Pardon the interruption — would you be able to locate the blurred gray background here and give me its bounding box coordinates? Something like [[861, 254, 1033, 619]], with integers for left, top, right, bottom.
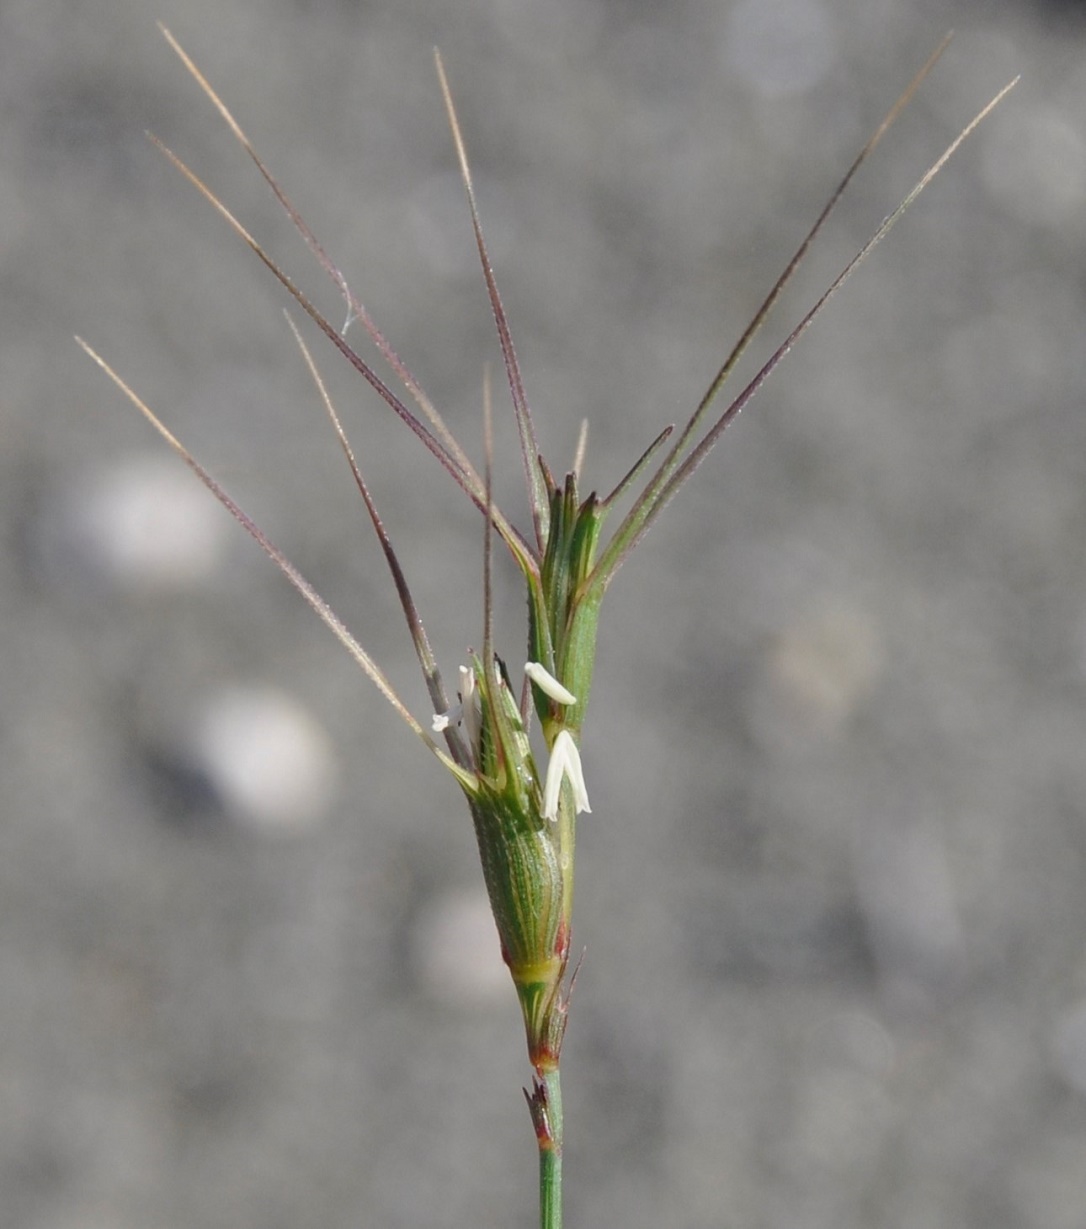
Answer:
[[5, 0, 1086, 1225]]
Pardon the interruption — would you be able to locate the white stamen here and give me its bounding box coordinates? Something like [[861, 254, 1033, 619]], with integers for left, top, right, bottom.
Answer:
[[459, 665, 481, 752], [542, 730, 591, 822], [432, 664, 479, 743], [524, 661, 577, 706]]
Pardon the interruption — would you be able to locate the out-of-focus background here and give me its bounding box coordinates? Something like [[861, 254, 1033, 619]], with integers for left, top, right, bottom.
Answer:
[[5, 0, 1086, 1225]]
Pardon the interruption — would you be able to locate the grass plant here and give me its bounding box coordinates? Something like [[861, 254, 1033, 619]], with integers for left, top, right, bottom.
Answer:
[[79, 29, 1015, 1228]]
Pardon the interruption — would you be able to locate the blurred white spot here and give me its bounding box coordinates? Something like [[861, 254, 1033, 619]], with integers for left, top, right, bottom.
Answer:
[[723, 0, 835, 99], [191, 685, 337, 832], [766, 600, 884, 733], [982, 104, 1086, 229], [76, 456, 231, 587], [852, 812, 966, 1005], [411, 887, 507, 1005]]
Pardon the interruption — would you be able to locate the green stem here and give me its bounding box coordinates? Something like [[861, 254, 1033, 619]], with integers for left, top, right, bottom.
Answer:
[[538, 1066, 563, 1229]]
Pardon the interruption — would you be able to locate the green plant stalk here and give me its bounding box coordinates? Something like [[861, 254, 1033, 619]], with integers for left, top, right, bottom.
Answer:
[[526, 1062, 564, 1229], [539, 1068, 563, 1229]]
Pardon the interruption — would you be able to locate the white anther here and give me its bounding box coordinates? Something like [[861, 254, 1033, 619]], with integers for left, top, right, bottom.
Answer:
[[524, 661, 577, 706], [542, 730, 591, 822]]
